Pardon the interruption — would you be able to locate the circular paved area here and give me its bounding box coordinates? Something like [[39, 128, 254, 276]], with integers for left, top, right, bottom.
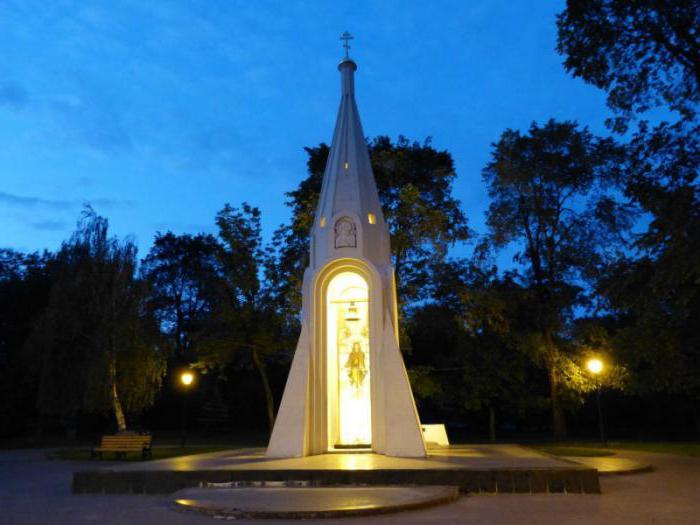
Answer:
[[173, 485, 459, 519]]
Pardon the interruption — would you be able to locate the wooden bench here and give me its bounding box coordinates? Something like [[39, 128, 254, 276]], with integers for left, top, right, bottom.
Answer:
[[91, 434, 152, 460]]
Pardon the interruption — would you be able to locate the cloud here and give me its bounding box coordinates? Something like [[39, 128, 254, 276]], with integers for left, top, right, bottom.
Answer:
[[48, 94, 133, 154], [88, 198, 134, 210], [196, 126, 241, 154], [30, 220, 68, 231], [0, 82, 28, 111], [0, 191, 73, 210], [0, 191, 133, 211], [81, 113, 133, 153]]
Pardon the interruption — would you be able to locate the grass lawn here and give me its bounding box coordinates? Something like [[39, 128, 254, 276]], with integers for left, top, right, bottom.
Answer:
[[51, 445, 232, 461], [604, 442, 700, 457], [529, 441, 700, 458]]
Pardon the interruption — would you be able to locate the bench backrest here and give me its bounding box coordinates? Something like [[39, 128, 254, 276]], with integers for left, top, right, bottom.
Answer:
[[100, 435, 152, 448]]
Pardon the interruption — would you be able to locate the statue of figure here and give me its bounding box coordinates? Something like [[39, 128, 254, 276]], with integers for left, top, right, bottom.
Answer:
[[335, 217, 357, 248], [345, 341, 367, 388]]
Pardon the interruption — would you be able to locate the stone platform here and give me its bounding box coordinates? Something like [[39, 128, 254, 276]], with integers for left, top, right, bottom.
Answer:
[[173, 485, 459, 519], [72, 445, 600, 495]]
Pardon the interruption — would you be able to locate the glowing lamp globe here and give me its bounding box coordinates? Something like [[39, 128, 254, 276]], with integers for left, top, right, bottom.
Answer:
[[180, 371, 194, 386], [586, 358, 603, 375]]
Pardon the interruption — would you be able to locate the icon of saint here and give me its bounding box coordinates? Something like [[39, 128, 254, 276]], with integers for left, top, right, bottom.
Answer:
[[345, 341, 367, 388], [335, 218, 356, 248]]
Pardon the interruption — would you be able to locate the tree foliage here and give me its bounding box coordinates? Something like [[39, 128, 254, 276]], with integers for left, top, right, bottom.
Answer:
[[28, 209, 165, 432], [481, 119, 631, 437], [557, 0, 700, 130], [141, 232, 221, 358], [194, 203, 286, 432], [559, 0, 700, 430], [0, 249, 53, 436], [409, 261, 544, 441]]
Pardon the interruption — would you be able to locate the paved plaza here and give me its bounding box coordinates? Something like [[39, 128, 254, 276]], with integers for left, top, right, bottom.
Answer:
[[71, 445, 599, 494], [3, 447, 700, 524], [86, 444, 571, 472]]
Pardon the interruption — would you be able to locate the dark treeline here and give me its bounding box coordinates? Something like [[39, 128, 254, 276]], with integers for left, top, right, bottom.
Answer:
[[1, 1, 698, 442]]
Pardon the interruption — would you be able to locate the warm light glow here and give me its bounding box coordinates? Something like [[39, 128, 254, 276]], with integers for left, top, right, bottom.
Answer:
[[586, 358, 603, 375], [367, 213, 376, 224], [326, 271, 371, 449], [344, 161, 349, 170], [181, 371, 194, 386], [320, 216, 326, 228]]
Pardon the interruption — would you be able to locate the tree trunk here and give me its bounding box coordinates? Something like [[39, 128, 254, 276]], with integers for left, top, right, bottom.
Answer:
[[109, 360, 127, 433], [252, 349, 275, 433], [542, 328, 566, 440], [488, 406, 496, 443], [548, 365, 566, 440]]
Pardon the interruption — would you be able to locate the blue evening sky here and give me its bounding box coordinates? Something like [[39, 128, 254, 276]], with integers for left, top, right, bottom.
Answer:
[[0, 0, 610, 260]]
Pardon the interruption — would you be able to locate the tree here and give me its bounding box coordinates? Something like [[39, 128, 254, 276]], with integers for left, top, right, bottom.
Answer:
[[481, 119, 631, 438], [194, 203, 286, 432], [409, 261, 543, 442], [0, 249, 53, 437], [558, 0, 700, 433], [28, 209, 165, 434], [269, 136, 470, 319], [141, 232, 222, 359], [607, 121, 700, 413], [557, 0, 700, 131]]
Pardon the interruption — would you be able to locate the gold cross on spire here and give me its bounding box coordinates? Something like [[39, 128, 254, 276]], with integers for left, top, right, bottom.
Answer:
[[340, 31, 354, 58]]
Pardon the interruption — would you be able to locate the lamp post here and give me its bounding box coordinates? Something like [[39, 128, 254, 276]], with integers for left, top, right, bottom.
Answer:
[[586, 358, 606, 446], [180, 371, 195, 448]]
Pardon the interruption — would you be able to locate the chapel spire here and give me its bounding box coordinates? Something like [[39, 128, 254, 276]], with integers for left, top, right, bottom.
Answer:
[[311, 34, 389, 268]]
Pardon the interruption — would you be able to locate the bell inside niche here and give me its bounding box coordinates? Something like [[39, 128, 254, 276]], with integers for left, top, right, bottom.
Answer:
[[345, 302, 360, 322]]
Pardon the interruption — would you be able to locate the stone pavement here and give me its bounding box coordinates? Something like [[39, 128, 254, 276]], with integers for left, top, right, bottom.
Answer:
[[4, 448, 699, 524]]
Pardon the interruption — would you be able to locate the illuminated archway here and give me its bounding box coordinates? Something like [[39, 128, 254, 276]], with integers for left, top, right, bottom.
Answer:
[[326, 270, 371, 449]]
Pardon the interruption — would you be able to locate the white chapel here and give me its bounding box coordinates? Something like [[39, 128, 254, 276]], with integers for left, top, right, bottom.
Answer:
[[266, 39, 427, 458]]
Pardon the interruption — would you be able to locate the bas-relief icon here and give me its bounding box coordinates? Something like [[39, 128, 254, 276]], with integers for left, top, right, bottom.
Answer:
[[334, 217, 357, 248]]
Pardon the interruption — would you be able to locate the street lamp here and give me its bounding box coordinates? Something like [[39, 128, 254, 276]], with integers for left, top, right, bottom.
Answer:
[[180, 370, 195, 448], [586, 358, 606, 446], [181, 371, 194, 387], [587, 358, 603, 375]]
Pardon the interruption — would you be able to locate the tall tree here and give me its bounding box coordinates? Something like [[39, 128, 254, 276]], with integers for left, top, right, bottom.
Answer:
[[141, 232, 221, 359], [558, 0, 700, 432], [28, 209, 165, 434], [269, 136, 470, 319], [481, 119, 631, 438], [195, 203, 285, 432]]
